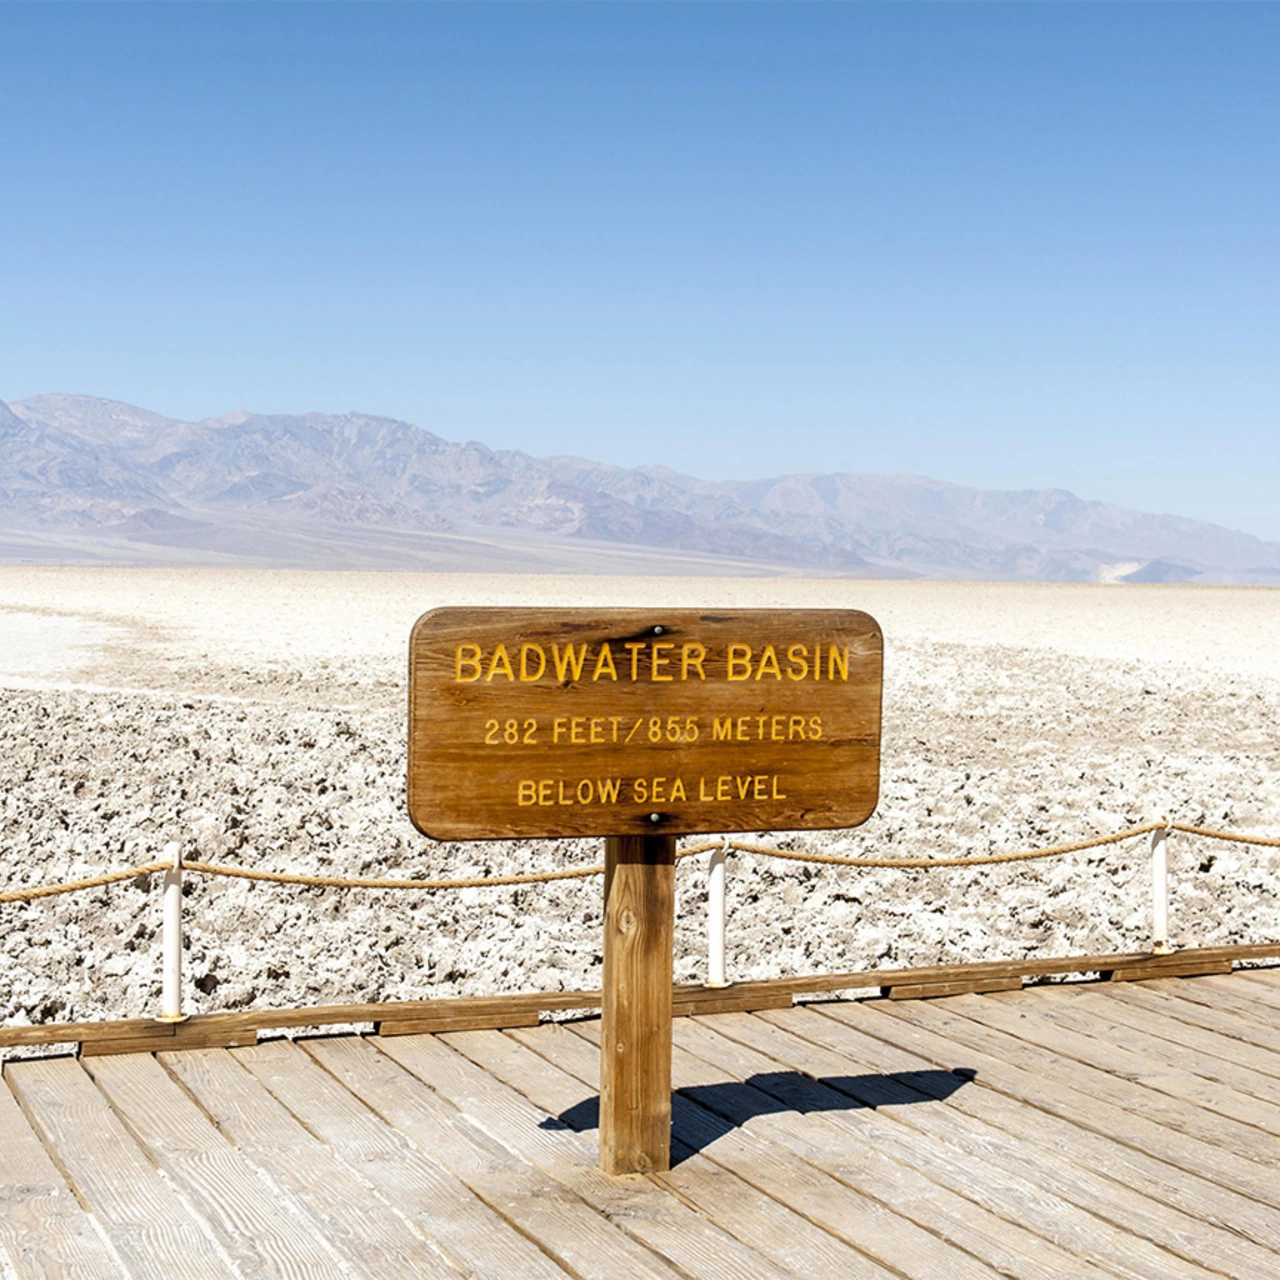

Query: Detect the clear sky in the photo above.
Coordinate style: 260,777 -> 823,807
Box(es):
2,4 -> 1277,537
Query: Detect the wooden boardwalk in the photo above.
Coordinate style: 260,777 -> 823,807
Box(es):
4,969 -> 1280,1278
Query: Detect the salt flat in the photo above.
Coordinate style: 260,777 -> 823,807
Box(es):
1,568 -> 1278,1034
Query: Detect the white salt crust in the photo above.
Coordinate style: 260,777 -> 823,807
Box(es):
1,569 -> 1277,1041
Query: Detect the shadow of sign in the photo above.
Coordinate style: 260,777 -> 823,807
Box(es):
543,1067 -> 976,1162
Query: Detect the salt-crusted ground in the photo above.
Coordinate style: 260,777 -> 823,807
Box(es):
1,569 -> 1278,1040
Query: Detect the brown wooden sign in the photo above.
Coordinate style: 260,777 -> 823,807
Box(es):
408,607 -> 882,840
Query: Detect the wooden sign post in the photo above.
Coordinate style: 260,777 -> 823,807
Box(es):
408,608 -> 882,1174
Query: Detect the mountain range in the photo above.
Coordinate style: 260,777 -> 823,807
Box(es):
2,393 -> 1277,582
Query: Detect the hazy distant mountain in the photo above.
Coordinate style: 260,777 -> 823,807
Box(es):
3,392 -> 1279,582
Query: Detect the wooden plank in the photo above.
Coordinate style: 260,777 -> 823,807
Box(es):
408,607 -> 883,839
673,990 -> 793,1016
860,997 -> 1280,1191
1109,959 -> 1233,982
160,1046 -> 461,1279
378,1010 -> 541,1036
4,1058 -> 236,1279
235,1038 -> 578,1280
671,1013 -> 1210,1280
0,1076 -> 125,1279
457,1024 -> 898,1279
294,1033 -> 679,1279
600,833 -> 675,1175
982,986 -> 1280,1116
1126,975 -> 1280,1045
887,977 -> 1022,1000
79,1022 -> 258,1057
575,1017 -> 1060,1279
372,1030 -> 795,1280
1056,983 -> 1280,1083
743,1005 -> 1280,1280
771,1003 -> 1280,1273
820,998 -> 1280,1248
81,1053 -> 348,1278
1221,969 -> 1280,1008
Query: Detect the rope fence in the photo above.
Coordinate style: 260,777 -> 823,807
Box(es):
4,819 -> 1278,905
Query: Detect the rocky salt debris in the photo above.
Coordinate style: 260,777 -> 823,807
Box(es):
2,628 -> 1278,1043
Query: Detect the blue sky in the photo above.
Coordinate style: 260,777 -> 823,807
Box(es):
2,4 -> 1277,537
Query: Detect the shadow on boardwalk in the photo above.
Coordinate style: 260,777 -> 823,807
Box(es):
545,1067 -> 976,1159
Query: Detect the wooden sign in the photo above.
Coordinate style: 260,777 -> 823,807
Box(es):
408,607 -> 882,840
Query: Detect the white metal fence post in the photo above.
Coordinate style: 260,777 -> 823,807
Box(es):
1151,821 -> 1171,955
159,841 -> 186,1022
705,841 -> 729,988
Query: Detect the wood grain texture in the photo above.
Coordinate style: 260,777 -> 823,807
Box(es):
4,1058 -> 237,1279
668,1016 -> 1160,1280
972,987 -> 1280,1135
781,1001 -> 1280,1248
408,607 -> 882,838
377,1010 -> 541,1036
374,1029 -> 793,1280
758,1004 -> 1280,1280
887,977 -> 1023,999
858,997 -> 1280,1211
600,834 -> 675,1175
244,1037 -> 579,1280
0,1076 -> 125,1279
473,1023 -> 899,1279
82,1053 -> 348,1278
1108,959 -> 1233,982
159,1046 -> 461,1279
877,994 -> 1280,1165
574,1018 -> 1014,1279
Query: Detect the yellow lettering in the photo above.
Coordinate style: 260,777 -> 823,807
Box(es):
770,715 -> 784,741
553,717 -> 568,743
681,642 -> 707,681
651,777 -> 666,803
551,642 -> 588,682
785,644 -> 808,681
557,780 -> 574,805
590,717 -> 604,744
632,778 -> 648,803
753,775 -> 767,800
699,776 -> 713,801
828,644 -> 849,681
609,716 -> 623,741
485,644 -> 515,682
756,716 -> 767,739
597,777 -> 621,803
538,780 -> 553,806
592,643 -> 618,682
455,643 -> 482,682
772,775 -> 787,799
755,644 -> 782,680
712,716 -> 732,742
788,715 -> 806,740
651,641 -> 674,681
809,715 -> 822,739
716,775 -> 731,801
670,777 -> 686,801
517,780 -> 537,806
519,643 -> 546,681
736,716 -> 750,741
736,776 -> 752,800
577,779 -> 594,804
625,641 -> 645,680
727,643 -> 752,680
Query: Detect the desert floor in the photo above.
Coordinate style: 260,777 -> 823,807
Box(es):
2,568 -> 1278,1035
